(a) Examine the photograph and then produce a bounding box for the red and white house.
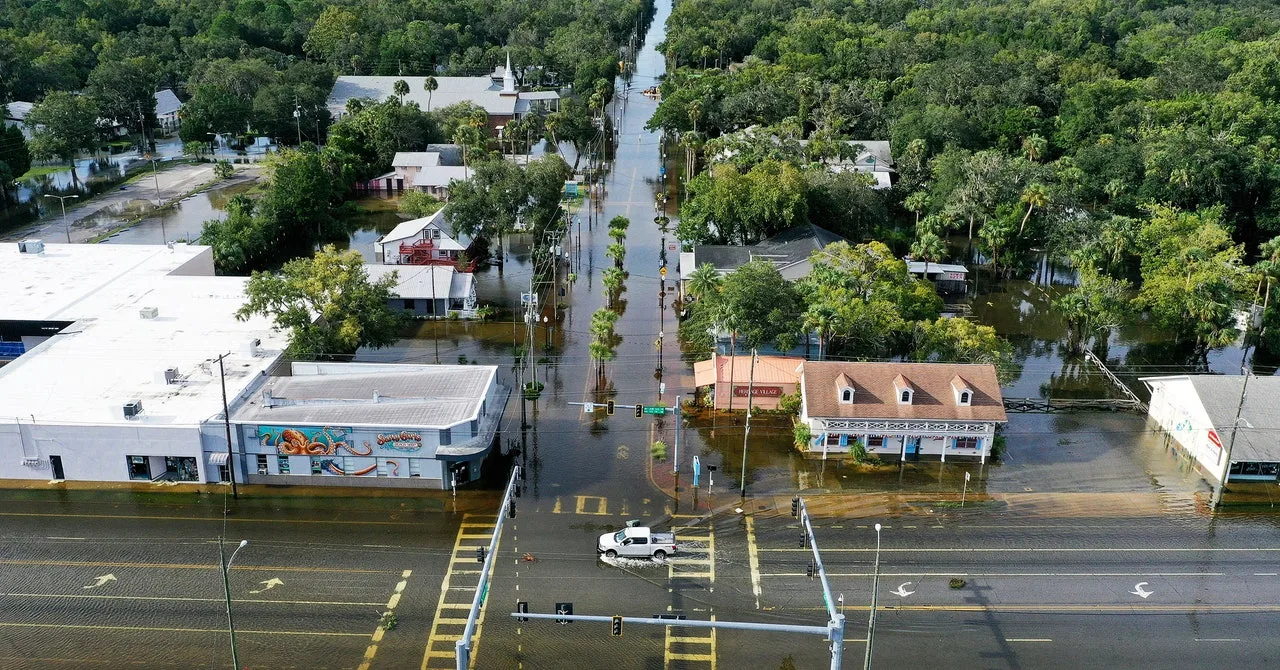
[1142,375,1280,485]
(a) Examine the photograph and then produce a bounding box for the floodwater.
[97,180,256,245]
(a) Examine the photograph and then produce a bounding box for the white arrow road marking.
[249,577,284,594]
[891,582,915,597]
[1130,582,1153,599]
[83,574,116,589]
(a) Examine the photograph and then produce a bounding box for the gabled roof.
[376,209,460,250]
[327,75,557,117]
[802,362,1006,422]
[692,224,847,275]
[154,89,182,116]
[834,373,854,391]
[393,152,441,168]
[892,374,914,391]
[5,101,33,121]
[363,264,472,300]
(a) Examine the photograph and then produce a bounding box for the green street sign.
[642,406,666,415]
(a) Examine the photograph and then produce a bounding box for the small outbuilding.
[693,354,803,410]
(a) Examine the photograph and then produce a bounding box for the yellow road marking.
[0,559,393,573]
[3,593,385,606]
[574,495,608,515]
[0,511,417,526]
[357,568,414,670]
[552,497,562,514]
[0,622,367,636]
[422,515,501,670]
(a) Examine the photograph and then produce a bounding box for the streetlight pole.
[144,154,166,243]
[42,194,79,243]
[864,523,882,670]
[739,348,757,497]
[220,539,249,669]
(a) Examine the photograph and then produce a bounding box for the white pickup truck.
[597,526,677,560]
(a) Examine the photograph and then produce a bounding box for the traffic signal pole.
[455,466,520,670]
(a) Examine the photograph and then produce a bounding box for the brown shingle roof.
[802,362,1006,422]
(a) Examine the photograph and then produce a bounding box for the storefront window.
[826,433,841,446]
[164,456,198,482]
[955,437,979,450]
[867,436,884,448]
[126,456,150,481]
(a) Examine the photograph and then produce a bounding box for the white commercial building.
[0,242,507,489]
[1143,375,1280,485]
[0,242,286,484]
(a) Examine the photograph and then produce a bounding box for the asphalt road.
[0,489,496,670]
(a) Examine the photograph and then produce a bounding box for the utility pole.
[216,353,238,499]
[1213,367,1253,509]
[293,95,303,146]
[739,349,757,497]
[863,523,882,669]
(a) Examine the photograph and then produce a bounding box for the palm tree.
[687,263,722,300]
[544,114,561,157]
[904,191,929,228]
[1021,133,1047,162]
[802,306,841,360]
[910,231,947,281]
[423,76,438,112]
[1018,183,1049,236]
[393,79,409,105]
[688,99,703,134]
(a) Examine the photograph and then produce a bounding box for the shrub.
[651,440,667,459]
[949,578,966,589]
[793,422,811,450]
[213,161,234,179]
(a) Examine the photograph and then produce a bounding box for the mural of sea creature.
[319,459,377,476]
[261,426,372,456]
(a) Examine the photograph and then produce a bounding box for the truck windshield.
[614,530,627,543]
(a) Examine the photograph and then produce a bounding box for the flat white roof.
[231,363,497,428]
[907,261,968,276]
[0,243,287,426]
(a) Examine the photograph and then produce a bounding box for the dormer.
[951,375,973,407]
[835,373,854,404]
[893,374,914,405]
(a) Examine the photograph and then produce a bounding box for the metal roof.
[1185,376,1280,463]
[363,264,473,300]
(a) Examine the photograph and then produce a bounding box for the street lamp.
[42,194,79,243]
[220,539,249,669]
[864,523,882,670]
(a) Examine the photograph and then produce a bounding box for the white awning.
[208,452,228,465]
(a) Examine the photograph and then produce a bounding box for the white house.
[363,264,478,317]
[373,209,471,268]
[1142,375,1280,486]
[798,361,1007,461]
[5,101,34,139]
[154,89,183,133]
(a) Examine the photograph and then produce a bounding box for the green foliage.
[326,98,441,178]
[445,154,571,244]
[213,161,234,179]
[85,56,157,136]
[778,392,801,416]
[605,242,626,266]
[397,191,444,218]
[26,91,98,165]
[1134,205,1250,362]
[236,246,404,359]
[379,611,397,631]
[678,160,808,245]
[710,259,803,351]
[792,421,810,450]
[912,317,1016,383]
[0,125,31,178]
[651,440,668,460]
[1055,263,1132,351]
[201,145,354,273]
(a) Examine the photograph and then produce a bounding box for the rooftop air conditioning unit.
[122,400,143,418]
[139,307,159,319]
[18,239,44,254]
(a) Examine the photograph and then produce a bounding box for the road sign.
[556,602,573,624]
[583,403,595,414]
[964,471,971,482]
[659,266,667,277]
[520,292,538,305]
[642,405,665,415]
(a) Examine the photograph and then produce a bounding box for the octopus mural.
[317,459,378,476]
[260,426,373,456]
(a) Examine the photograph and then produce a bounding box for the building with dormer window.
[797,361,1006,461]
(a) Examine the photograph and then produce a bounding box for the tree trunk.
[1018,204,1033,236]
[968,214,974,240]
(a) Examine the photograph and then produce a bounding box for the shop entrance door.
[49,455,64,480]
[905,438,920,460]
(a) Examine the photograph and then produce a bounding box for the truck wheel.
[605,549,618,559]
[653,550,667,560]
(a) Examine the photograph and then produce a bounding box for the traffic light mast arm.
[511,612,830,636]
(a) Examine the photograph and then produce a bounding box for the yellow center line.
[0,622,368,637]
[3,593,386,606]
[358,568,414,670]
[0,511,417,526]
[745,516,762,607]
[1,559,395,573]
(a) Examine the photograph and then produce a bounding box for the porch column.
[899,435,906,459]
[980,437,987,465]
[940,436,945,463]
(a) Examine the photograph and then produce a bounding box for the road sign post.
[962,470,970,507]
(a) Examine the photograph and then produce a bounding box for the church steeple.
[502,51,516,95]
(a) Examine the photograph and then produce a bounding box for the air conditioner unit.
[139,307,159,319]
[122,400,143,418]
[257,468,268,475]
[18,239,44,254]
[164,367,179,384]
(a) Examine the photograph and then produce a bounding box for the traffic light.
[799,532,806,548]
[611,615,623,637]
[476,547,486,563]
[556,602,573,624]
[517,601,529,622]
[606,400,615,415]
[634,405,643,418]
[791,496,799,518]
[806,561,815,578]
